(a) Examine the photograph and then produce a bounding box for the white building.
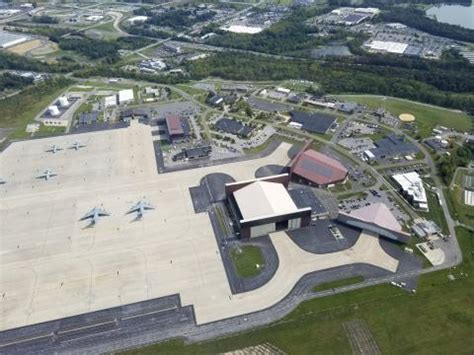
[276,87,291,95]
[118,89,134,104]
[48,105,60,116]
[355,7,380,15]
[392,172,428,210]
[220,25,263,34]
[367,40,408,54]
[58,97,70,107]
[104,95,117,108]
[127,16,148,24]
[42,118,68,127]
[0,32,28,49]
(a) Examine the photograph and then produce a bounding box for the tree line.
[184,52,474,113]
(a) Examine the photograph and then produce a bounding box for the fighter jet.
[80,207,110,225]
[46,144,63,154]
[70,142,86,151]
[37,169,57,181]
[126,200,154,219]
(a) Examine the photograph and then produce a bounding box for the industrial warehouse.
[226,174,312,238]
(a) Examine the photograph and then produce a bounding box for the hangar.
[226,174,311,238]
[337,203,410,243]
[289,146,348,187]
[165,114,188,142]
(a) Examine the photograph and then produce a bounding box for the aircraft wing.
[126,203,140,214]
[79,210,95,221]
[98,210,110,217]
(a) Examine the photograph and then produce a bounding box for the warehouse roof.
[233,180,299,220]
[291,149,348,186]
[289,111,336,134]
[165,115,184,136]
[345,203,402,232]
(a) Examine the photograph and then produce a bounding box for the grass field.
[418,189,449,234]
[230,245,265,278]
[444,185,474,228]
[124,227,474,355]
[0,79,71,140]
[313,276,364,292]
[338,95,473,138]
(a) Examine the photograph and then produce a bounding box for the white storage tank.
[58,96,69,107]
[48,105,60,116]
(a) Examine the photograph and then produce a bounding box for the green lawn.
[230,245,265,278]
[444,186,474,228]
[338,95,473,138]
[123,227,474,354]
[34,125,66,137]
[418,189,449,234]
[313,276,364,292]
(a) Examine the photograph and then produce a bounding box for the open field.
[7,39,42,55]
[418,189,449,234]
[338,95,473,137]
[123,227,474,354]
[445,171,474,228]
[231,245,265,278]
[0,79,71,140]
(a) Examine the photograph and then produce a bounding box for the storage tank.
[58,96,69,107]
[48,105,60,116]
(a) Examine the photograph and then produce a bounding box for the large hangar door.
[250,223,275,238]
[288,218,301,230]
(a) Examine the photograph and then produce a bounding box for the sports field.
[338,95,473,138]
[124,227,473,355]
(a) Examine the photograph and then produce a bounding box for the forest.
[185,52,474,113]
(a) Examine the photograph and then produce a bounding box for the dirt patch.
[343,319,381,355]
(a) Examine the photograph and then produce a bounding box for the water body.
[426,3,474,30]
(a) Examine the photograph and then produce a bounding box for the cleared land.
[231,245,265,278]
[338,95,473,137]
[123,227,474,354]
[7,39,42,55]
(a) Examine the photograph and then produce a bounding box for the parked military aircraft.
[126,200,154,219]
[80,207,110,225]
[37,169,57,181]
[46,144,62,154]
[70,142,86,150]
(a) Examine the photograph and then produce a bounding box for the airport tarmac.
[0,121,398,331]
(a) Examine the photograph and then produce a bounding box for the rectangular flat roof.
[233,180,299,220]
[290,111,336,134]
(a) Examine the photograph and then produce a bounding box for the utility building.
[226,174,311,238]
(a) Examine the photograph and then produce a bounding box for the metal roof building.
[165,115,186,141]
[226,174,311,238]
[0,32,28,49]
[392,172,428,210]
[289,111,336,134]
[290,149,348,187]
[338,203,410,243]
